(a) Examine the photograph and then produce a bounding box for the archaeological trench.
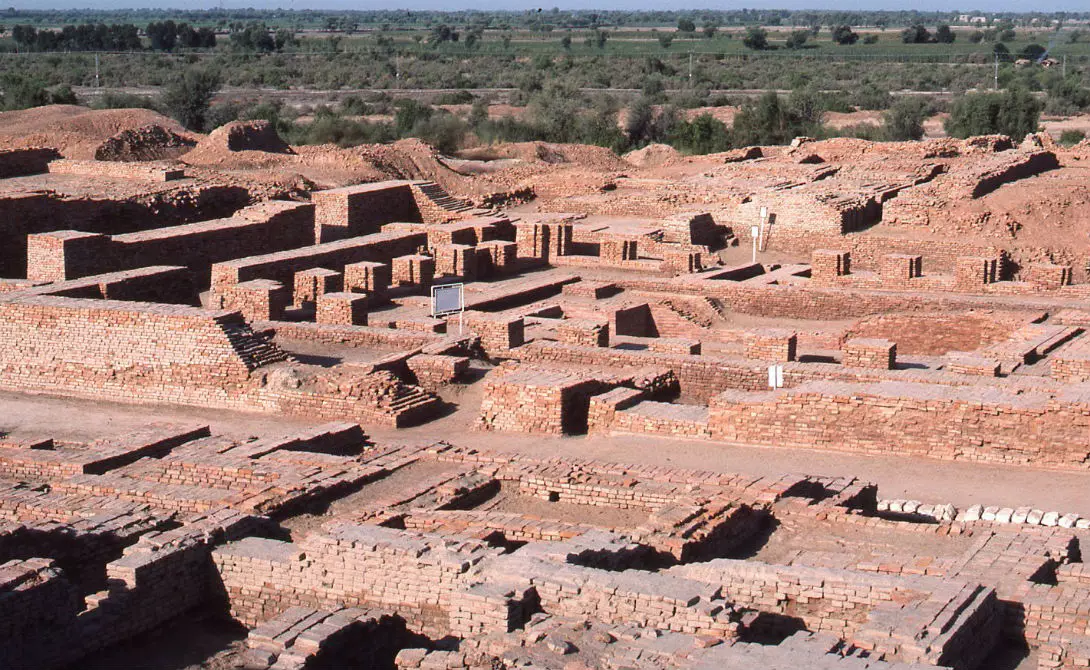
[4,117,1090,669]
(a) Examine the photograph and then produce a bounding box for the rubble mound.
[483,141,628,171]
[624,143,682,168]
[0,105,192,159]
[94,124,197,162]
[196,120,295,156]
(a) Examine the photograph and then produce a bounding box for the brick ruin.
[2,134,1090,668]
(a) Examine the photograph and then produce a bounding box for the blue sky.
[15,1,1090,12]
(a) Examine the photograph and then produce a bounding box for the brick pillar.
[880,254,922,289]
[661,249,703,274]
[433,243,476,280]
[1025,263,1071,290]
[601,237,639,266]
[743,328,798,362]
[515,222,547,260]
[476,241,517,276]
[343,261,390,303]
[546,222,572,258]
[26,231,108,281]
[556,319,610,347]
[954,256,998,291]
[811,250,850,286]
[843,338,897,369]
[293,268,343,307]
[316,292,368,325]
[225,279,289,322]
[392,254,435,288]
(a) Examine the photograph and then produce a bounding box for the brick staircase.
[413,181,478,214]
[385,385,443,427]
[220,321,291,370]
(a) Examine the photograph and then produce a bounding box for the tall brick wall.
[0,148,60,178]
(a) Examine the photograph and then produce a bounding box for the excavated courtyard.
[3,106,1090,669]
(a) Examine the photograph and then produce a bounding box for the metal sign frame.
[431,282,465,334]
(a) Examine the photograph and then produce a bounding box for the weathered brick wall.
[478,369,609,434]
[842,339,896,369]
[0,148,60,178]
[709,381,1090,468]
[313,182,421,243]
[48,159,185,182]
[843,311,1032,356]
[212,526,498,635]
[210,229,426,298]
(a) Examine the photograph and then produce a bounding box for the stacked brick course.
[843,338,897,369]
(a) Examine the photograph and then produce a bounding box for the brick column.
[843,338,897,369]
[392,254,435,288]
[743,328,798,362]
[316,292,369,325]
[880,254,922,290]
[343,261,390,303]
[293,268,342,307]
[811,250,850,286]
[954,256,998,291]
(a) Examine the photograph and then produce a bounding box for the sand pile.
[95,124,196,162]
[0,105,193,159]
[624,143,682,168]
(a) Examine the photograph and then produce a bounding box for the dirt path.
[3,390,1089,518]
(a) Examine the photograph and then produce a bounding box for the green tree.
[935,25,956,43]
[742,26,768,51]
[732,91,815,146]
[161,67,222,131]
[560,33,571,49]
[677,18,695,33]
[671,113,731,154]
[831,25,858,45]
[658,32,674,49]
[702,22,717,39]
[901,24,932,44]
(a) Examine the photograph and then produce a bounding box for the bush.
[945,88,1041,140]
[1060,130,1086,146]
[786,30,809,50]
[935,25,955,44]
[901,25,932,44]
[884,97,930,140]
[670,113,731,154]
[92,91,158,110]
[862,34,879,45]
[732,91,818,146]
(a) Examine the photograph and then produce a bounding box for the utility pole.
[94,54,100,88]
[994,53,999,90]
[688,52,693,87]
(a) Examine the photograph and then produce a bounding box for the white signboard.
[431,283,464,317]
[432,283,465,335]
[767,364,784,389]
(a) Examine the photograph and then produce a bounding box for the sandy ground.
[4,389,1090,518]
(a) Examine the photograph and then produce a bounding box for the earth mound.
[624,143,682,168]
[94,124,196,162]
[0,105,193,159]
[186,120,294,161]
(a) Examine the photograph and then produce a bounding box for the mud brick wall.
[844,311,1032,356]
[223,280,289,321]
[587,388,645,434]
[611,302,657,337]
[343,261,391,302]
[842,339,896,369]
[525,560,736,638]
[954,256,1000,290]
[261,320,443,351]
[1026,263,1072,290]
[0,559,82,668]
[514,221,571,261]
[739,188,882,238]
[293,268,342,306]
[391,254,435,287]
[26,230,109,282]
[48,159,185,182]
[24,265,197,305]
[475,241,516,276]
[406,354,468,391]
[464,311,524,355]
[811,249,850,285]
[433,244,475,279]
[880,254,922,289]
[743,329,797,362]
[478,370,610,434]
[884,150,1060,226]
[313,182,421,243]
[607,401,711,439]
[212,526,498,636]
[210,230,427,298]
[555,319,609,347]
[661,212,719,246]
[316,292,368,325]
[670,559,1000,669]
[0,294,286,403]
[709,381,1090,468]
[0,147,60,178]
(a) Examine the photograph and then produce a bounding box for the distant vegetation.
[0,8,1084,153]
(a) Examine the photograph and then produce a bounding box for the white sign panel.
[767,364,784,389]
[431,283,464,317]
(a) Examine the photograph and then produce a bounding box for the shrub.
[945,88,1041,140]
[1060,130,1086,146]
[160,66,222,131]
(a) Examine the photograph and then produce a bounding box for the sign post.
[767,364,784,389]
[431,283,465,335]
[751,224,760,264]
